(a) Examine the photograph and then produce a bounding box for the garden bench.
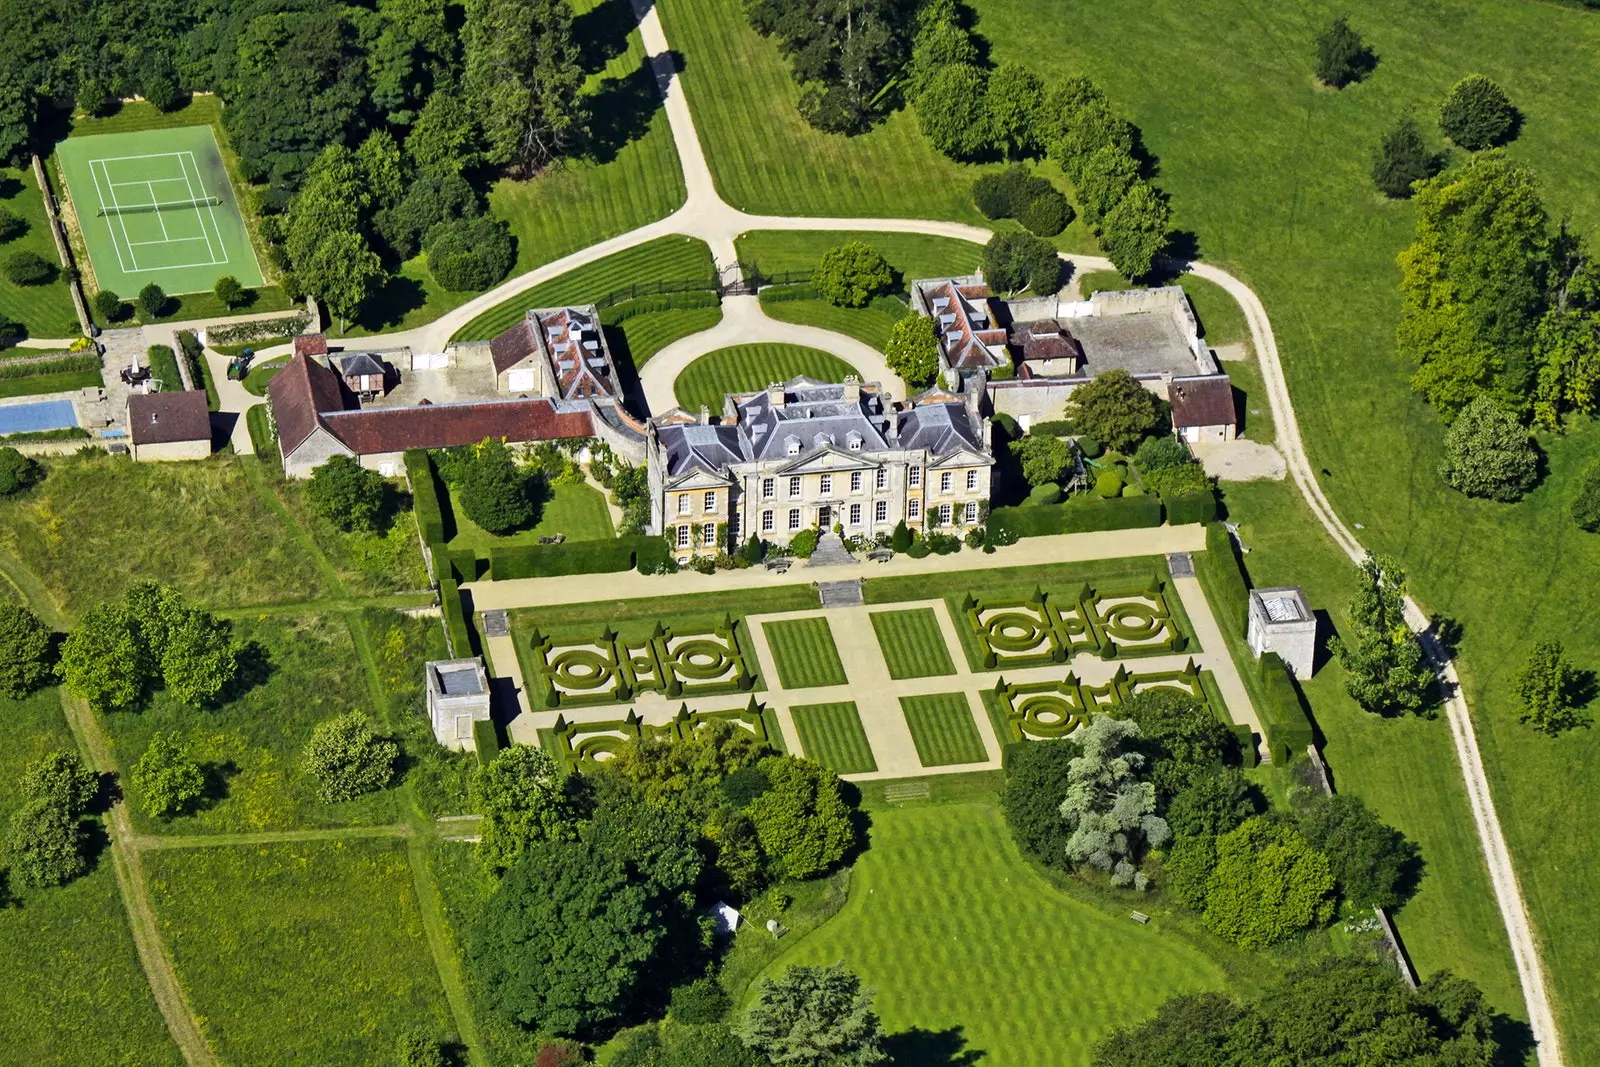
[766,558,792,574]
[867,548,893,563]
[1129,911,1150,924]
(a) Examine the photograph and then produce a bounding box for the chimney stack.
[767,382,785,411]
[699,403,711,425]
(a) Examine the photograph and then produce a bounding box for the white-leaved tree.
[1060,714,1170,889]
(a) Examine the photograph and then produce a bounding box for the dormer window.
[785,436,800,456]
[846,433,862,451]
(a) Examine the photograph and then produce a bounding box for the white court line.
[143,182,173,242]
[187,151,230,267]
[85,158,131,274]
[178,151,223,266]
[95,159,143,273]
[128,236,214,247]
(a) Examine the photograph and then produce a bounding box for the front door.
[817,505,831,528]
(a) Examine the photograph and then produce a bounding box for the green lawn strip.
[0,367,104,399]
[241,358,285,396]
[1218,350,1275,445]
[443,480,615,553]
[899,692,987,767]
[273,476,431,595]
[675,344,856,412]
[143,838,454,1066]
[757,802,1234,1064]
[869,608,957,679]
[147,286,294,325]
[1214,479,1527,1028]
[405,840,490,1067]
[0,166,79,337]
[734,230,986,283]
[451,235,715,343]
[789,701,876,773]
[763,616,849,689]
[758,296,907,351]
[0,453,330,617]
[616,304,724,368]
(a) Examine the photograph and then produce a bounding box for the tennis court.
[56,125,265,296]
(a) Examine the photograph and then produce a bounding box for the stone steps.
[805,533,857,568]
[817,579,864,608]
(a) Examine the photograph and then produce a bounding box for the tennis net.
[97,196,221,217]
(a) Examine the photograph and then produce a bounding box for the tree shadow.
[218,639,275,704]
[573,0,635,74]
[1425,613,1465,659]
[1490,1011,1537,1067]
[196,759,240,811]
[0,175,24,199]
[884,1026,986,1066]
[1148,230,1201,285]
[1569,668,1599,711]
[353,273,428,332]
[585,55,666,165]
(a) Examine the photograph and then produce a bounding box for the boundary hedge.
[439,577,473,657]
[472,718,501,765]
[1162,489,1218,526]
[405,449,445,544]
[1257,651,1314,763]
[988,494,1162,538]
[486,534,671,579]
[1197,521,1250,637]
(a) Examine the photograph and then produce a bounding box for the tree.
[916,64,991,161]
[738,962,886,1067]
[1091,991,1244,1067]
[136,283,167,320]
[306,454,388,532]
[747,0,906,135]
[158,608,242,707]
[311,231,386,331]
[1019,192,1072,238]
[458,439,533,534]
[0,603,53,697]
[1068,368,1163,451]
[355,129,408,212]
[395,1028,446,1067]
[1000,737,1077,865]
[1573,458,1600,532]
[1334,554,1434,715]
[1298,792,1419,911]
[91,289,124,323]
[982,231,1060,295]
[407,91,485,177]
[303,713,397,802]
[1116,690,1235,796]
[1009,434,1073,488]
[4,250,51,285]
[426,215,516,291]
[890,520,912,552]
[1100,181,1172,280]
[1398,151,1550,416]
[1371,117,1440,199]
[142,56,181,112]
[1532,305,1600,429]
[1438,396,1539,501]
[0,205,25,241]
[378,172,481,260]
[1200,817,1335,948]
[813,242,893,309]
[1439,74,1518,150]
[745,755,856,878]
[59,603,149,711]
[0,446,40,495]
[464,0,586,177]
[286,145,369,273]
[21,751,97,815]
[884,314,939,388]
[0,71,35,167]
[1165,768,1258,841]
[472,744,577,873]
[6,798,88,888]
[670,977,732,1024]
[1514,638,1585,734]
[213,275,245,309]
[985,62,1046,160]
[1313,16,1368,88]
[1058,714,1169,887]
[131,732,206,819]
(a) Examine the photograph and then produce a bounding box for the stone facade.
[1247,586,1317,678]
[425,657,492,750]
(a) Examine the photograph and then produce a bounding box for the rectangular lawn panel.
[145,839,452,1066]
[900,693,987,767]
[0,166,79,338]
[789,701,876,774]
[760,803,1230,1065]
[443,480,615,552]
[870,608,956,679]
[763,616,848,689]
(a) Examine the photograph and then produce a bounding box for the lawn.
[789,701,876,774]
[734,231,986,283]
[869,608,957,679]
[0,166,79,338]
[675,344,856,411]
[0,367,104,398]
[612,303,724,368]
[0,452,330,617]
[761,802,1229,1065]
[443,479,615,553]
[0,688,77,810]
[759,294,907,351]
[958,0,1600,1051]
[763,616,848,689]
[451,236,716,343]
[144,839,454,1065]
[900,693,988,767]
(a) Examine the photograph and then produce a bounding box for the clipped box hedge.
[485,535,670,580]
[472,719,502,766]
[1257,651,1314,764]
[1163,489,1218,526]
[406,449,446,544]
[439,578,474,657]
[599,290,720,324]
[988,493,1163,539]
[1198,521,1251,638]
[448,548,480,583]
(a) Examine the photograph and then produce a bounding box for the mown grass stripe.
[763,616,848,689]
[900,693,987,767]
[790,701,876,773]
[675,344,856,412]
[869,608,956,679]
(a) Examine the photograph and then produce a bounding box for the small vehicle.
[227,349,255,380]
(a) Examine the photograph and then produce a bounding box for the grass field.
[789,701,876,774]
[614,303,724,368]
[763,616,848,688]
[0,367,104,398]
[270,478,428,595]
[869,608,957,679]
[443,480,615,552]
[900,693,988,767]
[0,453,330,617]
[759,293,908,351]
[145,839,453,1065]
[451,236,715,342]
[57,125,264,296]
[0,688,76,810]
[735,231,986,283]
[761,802,1229,1065]
[0,167,79,338]
[675,344,857,411]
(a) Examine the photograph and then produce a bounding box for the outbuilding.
[1169,374,1237,444]
[126,390,212,462]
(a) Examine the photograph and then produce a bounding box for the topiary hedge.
[1197,521,1251,638]
[1163,489,1219,526]
[489,538,641,580]
[439,578,473,657]
[405,449,446,544]
[988,494,1162,538]
[1257,652,1314,764]
[472,718,502,765]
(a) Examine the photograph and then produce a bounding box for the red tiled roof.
[267,353,351,453]
[321,399,593,454]
[537,307,615,399]
[1170,375,1236,429]
[293,334,329,358]
[489,319,538,375]
[128,390,211,445]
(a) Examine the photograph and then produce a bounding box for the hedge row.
[439,577,473,657]
[757,282,821,304]
[1257,651,1314,764]
[485,534,672,580]
[406,449,446,544]
[1198,521,1251,638]
[0,354,99,380]
[598,290,720,325]
[206,313,311,346]
[473,718,502,766]
[988,493,1163,538]
[1162,489,1218,526]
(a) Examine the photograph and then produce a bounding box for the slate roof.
[339,353,387,378]
[128,390,211,445]
[899,395,988,460]
[1169,374,1236,429]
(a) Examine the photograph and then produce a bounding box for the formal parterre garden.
[530,615,760,707]
[540,698,787,773]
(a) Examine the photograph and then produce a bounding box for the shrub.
[137,282,168,320]
[1297,792,1420,911]
[7,798,88,888]
[213,275,245,309]
[1372,117,1441,199]
[131,732,206,819]
[1000,738,1077,866]
[813,241,894,308]
[971,165,1055,220]
[884,312,940,388]
[1439,396,1538,502]
[788,528,820,559]
[92,289,126,323]
[4,250,53,286]
[395,1029,446,1067]
[1027,482,1062,506]
[1076,436,1103,458]
[1019,191,1073,237]
[1439,74,1518,150]
[0,446,41,495]
[1134,435,1191,471]
[306,454,388,532]
[1010,433,1074,488]
[1314,16,1368,88]
[1514,638,1585,734]
[746,755,856,879]
[890,520,912,552]
[0,603,53,696]
[1570,457,1600,532]
[671,977,732,1024]
[1094,470,1124,497]
[426,215,516,291]
[458,440,534,534]
[1200,818,1336,948]
[0,206,26,242]
[535,1041,586,1067]
[303,712,397,803]
[983,231,1060,295]
[143,63,181,111]
[1166,768,1259,841]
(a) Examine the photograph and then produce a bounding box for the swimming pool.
[0,399,79,435]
